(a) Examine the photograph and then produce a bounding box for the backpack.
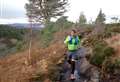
[68,36,79,45]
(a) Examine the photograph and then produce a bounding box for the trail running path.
[58,47,92,82]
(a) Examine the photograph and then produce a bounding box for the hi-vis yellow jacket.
[64,35,81,51]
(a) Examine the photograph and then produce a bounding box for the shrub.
[103,25,120,38]
[39,23,55,47]
[82,35,104,47]
[90,41,114,67]
[103,58,120,73]
[113,58,120,68]
[15,41,23,50]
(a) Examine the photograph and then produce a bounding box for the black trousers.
[68,59,75,74]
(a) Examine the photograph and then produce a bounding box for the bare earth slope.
[0,38,65,82]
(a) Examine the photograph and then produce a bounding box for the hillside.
[0,23,120,82]
[9,23,43,29]
[0,25,28,57]
[0,36,65,82]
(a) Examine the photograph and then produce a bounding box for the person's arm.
[64,36,70,44]
[76,35,80,44]
[78,36,81,44]
[77,35,82,48]
[64,36,70,56]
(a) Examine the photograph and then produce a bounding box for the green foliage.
[40,22,55,47]
[83,28,115,67]
[15,41,23,51]
[90,41,114,67]
[25,0,68,23]
[82,24,120,73]
[0,25,27,57]
[95,9,106,24]
[0,25,26,40]
[55,16,74,30]
[39,17,73,47]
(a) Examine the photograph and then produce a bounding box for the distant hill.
[8,23,44,29]
[0,24,28,57]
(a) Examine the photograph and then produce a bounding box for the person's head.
[70,29,77,36]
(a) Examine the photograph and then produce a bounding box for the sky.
[0,0,120,24]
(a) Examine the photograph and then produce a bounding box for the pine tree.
[95,9,106,24]
[79,12,87,25]
[25,0,68,24]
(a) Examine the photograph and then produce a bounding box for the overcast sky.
[0,0,120,24]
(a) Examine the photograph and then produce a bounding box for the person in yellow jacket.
[64,29,81,79]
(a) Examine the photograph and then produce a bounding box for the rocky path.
[58,47,100,82]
